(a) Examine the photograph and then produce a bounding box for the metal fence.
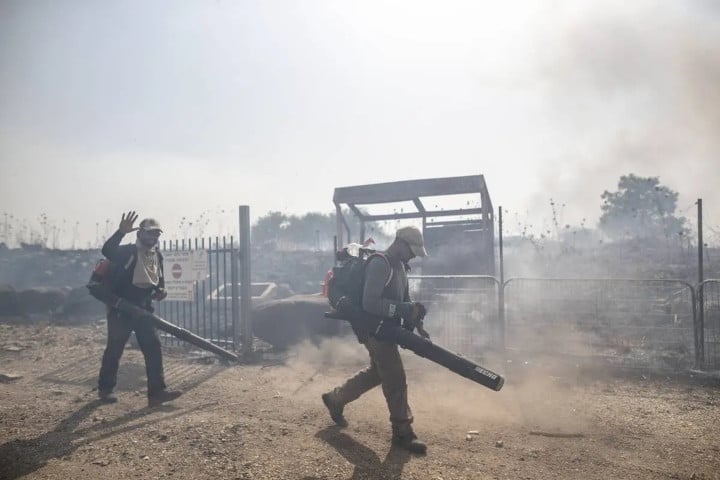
[153,206,253,356]
[157,237,239,348]
[699,279,720,370]
[407,275,500,360]
[149,233,713,371]
[503,278,697,370]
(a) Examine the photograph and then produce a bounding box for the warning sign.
[171,263,182,279]
[162,250,209,302]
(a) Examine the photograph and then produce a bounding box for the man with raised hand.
[97,211,181,407]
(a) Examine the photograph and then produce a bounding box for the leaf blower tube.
[88,283,239,362]
[325,311,504,391]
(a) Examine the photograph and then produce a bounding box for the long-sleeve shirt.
[362,252,410,325]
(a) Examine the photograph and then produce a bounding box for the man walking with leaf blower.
[97,211,181,407]
[322,226,430,454]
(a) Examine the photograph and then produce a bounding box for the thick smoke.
[531,1,720,231]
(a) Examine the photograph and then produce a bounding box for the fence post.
[239,205,253,358]
[230,236,239,349]
[694,282,702,369]
[697,199,705,367]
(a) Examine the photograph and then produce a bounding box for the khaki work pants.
[330,335,414,436]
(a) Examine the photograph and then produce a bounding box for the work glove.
[413,302,430,339]
[416,321,431,340]
[412,302,427,322]
[152,288,168,301]
[403,302,428,332]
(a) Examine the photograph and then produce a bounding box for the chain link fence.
[699,279,720,370]
[407,275,500,360]
[502,278,697,370]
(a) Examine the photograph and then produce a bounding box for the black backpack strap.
[157,249,165,290]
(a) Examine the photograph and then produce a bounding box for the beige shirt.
[132,240,160,288]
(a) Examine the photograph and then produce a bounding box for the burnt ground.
[0,321,719,480]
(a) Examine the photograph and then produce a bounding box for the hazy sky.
[1,0,718,247]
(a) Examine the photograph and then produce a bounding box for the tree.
[252,211,290,246]
[599,174,686,242]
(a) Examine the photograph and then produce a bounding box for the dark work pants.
[98,308,166,395]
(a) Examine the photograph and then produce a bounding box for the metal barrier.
[157,237,239,349]
[407,275,500,360]
[503,278,697,370]
[151,237,712,371]
[151,206,253,355]
[699,279,720,369]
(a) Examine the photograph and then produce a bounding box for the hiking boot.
[392,433,427,455]
[98,390,118,404]
[321,393,348,427]
[148,389,182,407]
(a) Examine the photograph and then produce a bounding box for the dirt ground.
[1,321,719,480]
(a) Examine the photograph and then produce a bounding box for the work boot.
[98,390,118,404]
[148,389,182,407]
[321,393,348,427]
[392,432,427,455]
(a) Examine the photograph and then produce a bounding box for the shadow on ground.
[0,399,221,480]
[313,426,411,480]
[0,356,228,479]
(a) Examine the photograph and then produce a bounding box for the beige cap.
[396,226,427,257]
[139,218,163,233]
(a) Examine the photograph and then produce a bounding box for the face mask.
[138,231,160,247]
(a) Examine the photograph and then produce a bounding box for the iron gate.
[157,237,238,348]
[154,206,253,355]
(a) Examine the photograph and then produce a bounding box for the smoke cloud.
[531,1,720,229]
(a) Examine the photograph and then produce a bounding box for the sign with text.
[163,250,209,302]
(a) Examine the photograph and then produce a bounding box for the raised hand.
[119,211,139,234]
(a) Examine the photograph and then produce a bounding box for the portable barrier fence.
[407,275,501,360]
[699,279,720,370]
[501,278,697,370]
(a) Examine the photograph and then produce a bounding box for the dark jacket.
[362,252,410,320]
[102,230,165,308]
[349,252,410,342]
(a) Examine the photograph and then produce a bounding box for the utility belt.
[334,296,417,343]
[346,312,416,344]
